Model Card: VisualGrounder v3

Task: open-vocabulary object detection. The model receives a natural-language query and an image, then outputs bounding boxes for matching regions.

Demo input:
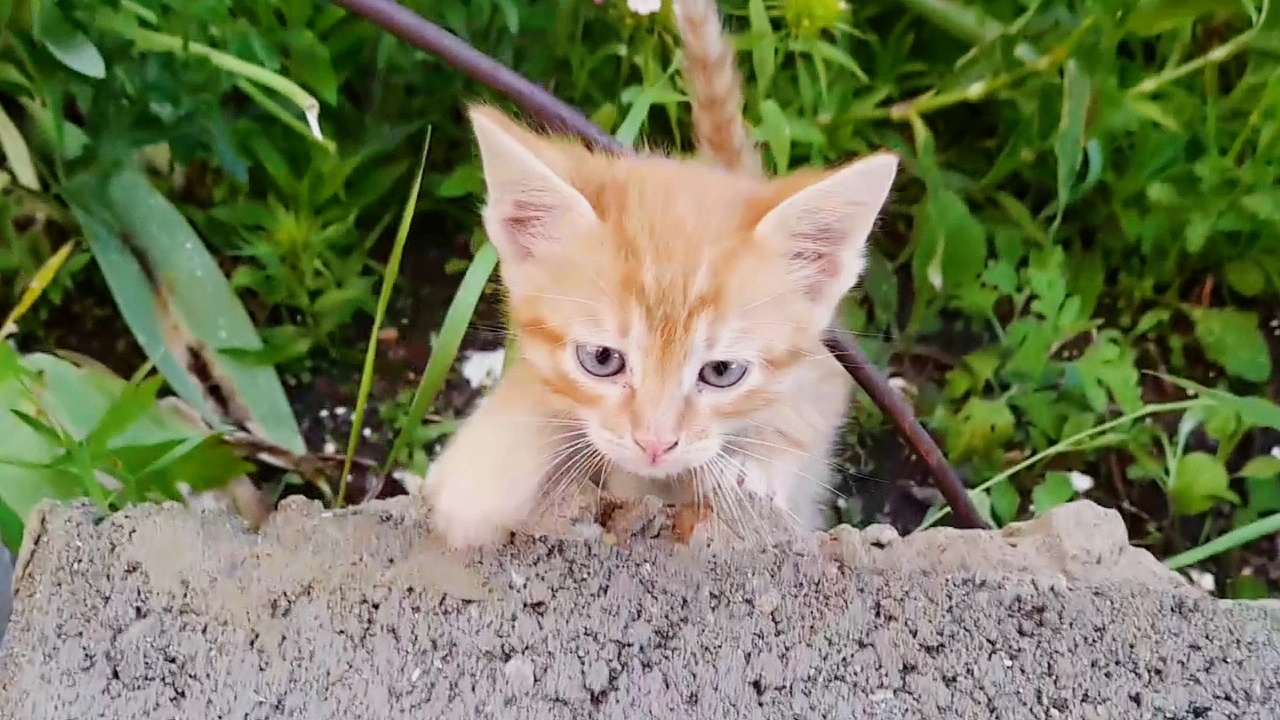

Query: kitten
[421,0,898,549]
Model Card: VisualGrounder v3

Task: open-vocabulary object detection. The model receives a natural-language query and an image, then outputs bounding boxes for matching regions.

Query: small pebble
[863,524,900,547]
[504,655,536,693]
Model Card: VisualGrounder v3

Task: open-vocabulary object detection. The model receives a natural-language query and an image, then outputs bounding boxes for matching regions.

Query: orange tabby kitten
[422,0,898,548]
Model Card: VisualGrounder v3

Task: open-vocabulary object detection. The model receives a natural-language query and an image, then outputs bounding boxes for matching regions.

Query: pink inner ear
[788,218,844,298]
[501,198,556,260]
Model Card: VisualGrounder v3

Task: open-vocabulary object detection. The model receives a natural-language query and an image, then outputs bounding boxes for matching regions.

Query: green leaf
[1224,260,1267,297]
[747,0,776,94]
[286,29,338,106]
[945,397,1015,463]
[1226,575,1271,600]
[1245,475,1280,515]
[0,497,25,555]
[1032,471,1076,516]
[1126,0,1240,35]
[989,478,1020,525]
[1168,451,1240,516]
[62,167,305,454]
[33,1,106,78]
[757,99,791,173]
[0,103,39,191]
[914,185,987,297]
[1051,58,1090,237]
[84,374,165,453]
[1189,307,1272,383]
[1239,455,1280,480]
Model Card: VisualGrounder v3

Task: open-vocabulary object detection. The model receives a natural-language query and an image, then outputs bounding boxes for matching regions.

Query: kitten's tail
[673,0,763,176]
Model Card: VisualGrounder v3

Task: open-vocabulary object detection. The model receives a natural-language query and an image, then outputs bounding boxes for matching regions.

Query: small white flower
[461,349,507,390]
[1270,445,1280,459]
[1066,470,1095,493]
[628,0,663,15]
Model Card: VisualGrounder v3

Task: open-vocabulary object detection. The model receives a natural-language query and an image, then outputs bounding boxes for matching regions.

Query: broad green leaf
[1245,475,1280,515]
[967,488,995,528]
[989,478,1020,525]
[945,397,1015,463]
[0,498,24,555]
[1032,472,1076,516]
[1225,260,1267,297]
[62,167,305,454]
[20,353,200,446]
[914,185,987,298]
[33,1,106,78]
[1051,58,1089,237]
[1169,451,1240,516]
[1189,307,1272,383]
[1239,455,1280,480]
[1226,575,1272,600]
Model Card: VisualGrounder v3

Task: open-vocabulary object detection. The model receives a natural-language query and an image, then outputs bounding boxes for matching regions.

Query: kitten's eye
[698,360,749,388]
[575,344,627,378]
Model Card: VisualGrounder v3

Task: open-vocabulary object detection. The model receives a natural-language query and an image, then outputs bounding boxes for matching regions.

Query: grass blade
[339,127,433,505]
[1,240,75,339]
[1165,511,1280,571]
[383,240,499,473]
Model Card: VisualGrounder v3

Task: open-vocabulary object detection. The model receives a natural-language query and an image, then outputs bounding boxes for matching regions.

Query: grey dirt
[0,494,1277,719]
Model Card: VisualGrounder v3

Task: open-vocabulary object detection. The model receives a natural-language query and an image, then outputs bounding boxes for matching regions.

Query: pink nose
[633,433,679,463]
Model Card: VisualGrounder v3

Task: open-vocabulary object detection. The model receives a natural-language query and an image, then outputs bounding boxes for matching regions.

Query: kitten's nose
[633,433,679,463]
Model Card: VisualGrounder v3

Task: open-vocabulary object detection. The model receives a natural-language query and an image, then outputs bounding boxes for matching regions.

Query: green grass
[0,0,1279,599]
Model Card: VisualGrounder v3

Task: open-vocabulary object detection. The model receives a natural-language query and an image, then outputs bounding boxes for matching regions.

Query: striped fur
[673,0,763,176]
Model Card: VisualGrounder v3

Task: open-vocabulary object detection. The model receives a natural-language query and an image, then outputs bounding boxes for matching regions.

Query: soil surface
[0,496,1277,719]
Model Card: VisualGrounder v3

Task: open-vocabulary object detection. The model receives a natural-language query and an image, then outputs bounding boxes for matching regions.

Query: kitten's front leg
[422,367,557,549]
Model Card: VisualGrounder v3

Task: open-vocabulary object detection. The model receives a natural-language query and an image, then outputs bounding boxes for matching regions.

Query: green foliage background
[2,0,1280,597]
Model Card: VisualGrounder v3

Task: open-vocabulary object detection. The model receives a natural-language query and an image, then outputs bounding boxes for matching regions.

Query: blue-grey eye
[698,360,748,388]
[576,344,626,377]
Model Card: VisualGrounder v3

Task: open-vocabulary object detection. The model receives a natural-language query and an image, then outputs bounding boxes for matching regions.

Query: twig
[329,0,989,531]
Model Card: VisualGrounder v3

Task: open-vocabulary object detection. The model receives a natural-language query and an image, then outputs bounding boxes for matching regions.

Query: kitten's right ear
[468,105,599,263]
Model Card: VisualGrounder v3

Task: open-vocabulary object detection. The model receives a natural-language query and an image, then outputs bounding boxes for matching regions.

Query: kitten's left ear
[754,152,899,319]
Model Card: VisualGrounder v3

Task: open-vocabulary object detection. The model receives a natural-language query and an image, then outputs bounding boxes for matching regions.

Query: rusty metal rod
[327,0,989,531]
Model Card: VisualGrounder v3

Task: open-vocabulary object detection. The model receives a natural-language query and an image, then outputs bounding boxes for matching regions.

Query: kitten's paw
[426,477,510,550]
[425,460,538,550]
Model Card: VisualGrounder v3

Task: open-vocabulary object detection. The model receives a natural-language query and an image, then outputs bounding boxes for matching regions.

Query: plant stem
[96,13,325,142]
[1165,511,1280,570]
[891,0,1041,62]
[918,398,1210,530]
[1128,0,1270,97]
[234,81,335,153]
[859,18,1094,123]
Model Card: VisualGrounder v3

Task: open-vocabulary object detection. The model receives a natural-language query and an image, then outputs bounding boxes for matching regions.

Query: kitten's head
[468,105,897,479]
